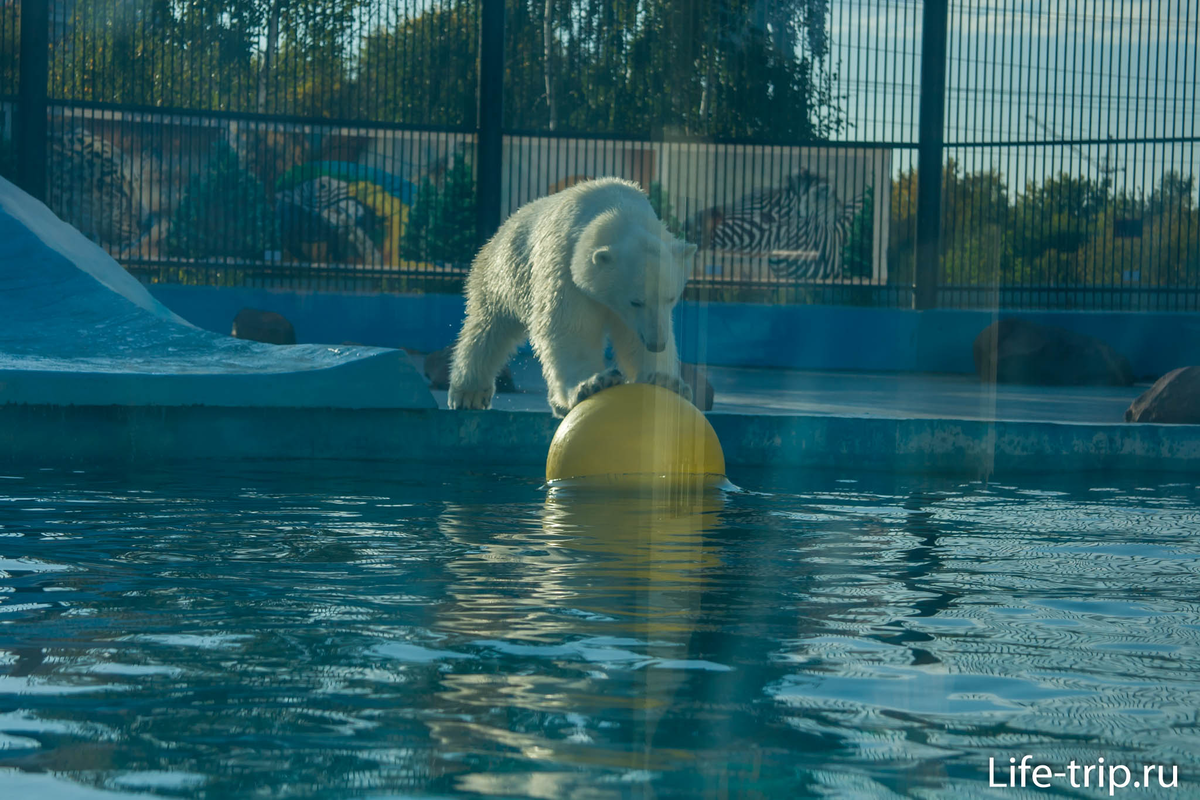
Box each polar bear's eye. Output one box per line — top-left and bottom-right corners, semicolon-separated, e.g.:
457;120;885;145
630;300;644;308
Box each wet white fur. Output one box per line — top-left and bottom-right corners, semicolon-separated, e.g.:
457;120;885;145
448;178;697;416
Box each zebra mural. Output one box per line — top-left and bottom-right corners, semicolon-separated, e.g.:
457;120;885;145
689;170;866;281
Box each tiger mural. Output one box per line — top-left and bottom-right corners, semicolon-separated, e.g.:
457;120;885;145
46;129;147;249
689;169;866;281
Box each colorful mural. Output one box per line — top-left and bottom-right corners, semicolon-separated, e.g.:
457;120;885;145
42;110;466;272
36;111;890;284
499;138;890;285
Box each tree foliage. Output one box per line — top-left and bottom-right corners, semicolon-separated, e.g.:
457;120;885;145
841;183;873;279
352;2;480;126
166;141;279;259
889;161;1200;295
44;0;367;113
504;0;841;140
401;155;478;264
32;0;840;138
647;180;682;236
1;1;17;97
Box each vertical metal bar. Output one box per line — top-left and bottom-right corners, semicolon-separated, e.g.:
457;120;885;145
17;0;50;201
476;0;504;244
914;0;949;309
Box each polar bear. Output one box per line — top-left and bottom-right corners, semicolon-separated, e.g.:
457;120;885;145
448;178;697;417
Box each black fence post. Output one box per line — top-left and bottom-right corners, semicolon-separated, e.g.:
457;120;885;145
914;0;949;310
476;0;504;246
16;0;50;202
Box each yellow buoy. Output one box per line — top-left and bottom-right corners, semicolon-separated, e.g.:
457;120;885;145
545;382;726;486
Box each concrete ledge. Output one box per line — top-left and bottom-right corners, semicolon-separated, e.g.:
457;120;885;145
3;404;1197;477
0;349;433;409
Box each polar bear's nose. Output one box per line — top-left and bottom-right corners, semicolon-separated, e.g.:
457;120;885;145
644;339;667;353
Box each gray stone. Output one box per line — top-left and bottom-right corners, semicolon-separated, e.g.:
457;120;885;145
974;318;1133;386
681;362;715;411
1125;367;1200;423
424;346;516;393
232;308;296;345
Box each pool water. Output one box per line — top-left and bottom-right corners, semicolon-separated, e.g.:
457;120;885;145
0;463;1198;798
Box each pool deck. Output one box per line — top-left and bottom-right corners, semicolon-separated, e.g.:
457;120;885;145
442;353;1144;425
5;358;1199;477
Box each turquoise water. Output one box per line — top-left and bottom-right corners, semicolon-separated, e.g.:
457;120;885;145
0;463;1198;798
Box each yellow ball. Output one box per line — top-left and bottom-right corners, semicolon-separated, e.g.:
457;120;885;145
545;382;726;486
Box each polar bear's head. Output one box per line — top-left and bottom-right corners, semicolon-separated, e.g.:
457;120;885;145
573;212;698;353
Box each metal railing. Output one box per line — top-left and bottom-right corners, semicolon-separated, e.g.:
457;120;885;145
2;0;1197;310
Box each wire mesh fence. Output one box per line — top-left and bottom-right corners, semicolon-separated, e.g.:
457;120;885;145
1;0;1197;309
934;0;1200;310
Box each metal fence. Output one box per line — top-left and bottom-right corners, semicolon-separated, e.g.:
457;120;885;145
1;0;1197;309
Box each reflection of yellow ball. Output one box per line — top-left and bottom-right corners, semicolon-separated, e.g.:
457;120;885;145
546;383;725;485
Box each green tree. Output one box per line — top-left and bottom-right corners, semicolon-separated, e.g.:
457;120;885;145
401;156;477;265
166;142;278;259
504;0;841;140
1078;172;1200;293
351;0;479;126
0;136;15;183
43;0;366;114
841;183;873;279
0;1;17;96
1009;172;1114;288
259;0;366;117
941;163;1011;287
890;160;1013;289
48;0;261;108
648;180;682;236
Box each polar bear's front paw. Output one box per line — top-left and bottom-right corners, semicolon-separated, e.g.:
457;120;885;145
448;385;494;410
567;368;626;411
644;371;694;403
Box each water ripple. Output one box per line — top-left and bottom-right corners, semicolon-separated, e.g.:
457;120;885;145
0;463;1197;798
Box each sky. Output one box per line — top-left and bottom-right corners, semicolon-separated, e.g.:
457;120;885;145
827;0;1198;198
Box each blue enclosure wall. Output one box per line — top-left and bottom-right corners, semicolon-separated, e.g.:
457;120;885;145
148;286;1200;381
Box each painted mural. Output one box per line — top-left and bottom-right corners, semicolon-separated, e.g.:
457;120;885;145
500;137;890;285
35;110;890;284
40;110;469;272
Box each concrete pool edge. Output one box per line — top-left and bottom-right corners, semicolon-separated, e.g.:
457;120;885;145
3;404;1199;476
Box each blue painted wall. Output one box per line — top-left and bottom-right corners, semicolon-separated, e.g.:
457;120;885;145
148;285;1200;379
149;285;466;355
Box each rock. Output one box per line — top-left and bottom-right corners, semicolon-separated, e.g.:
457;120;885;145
973;319;1133;386
424;346;515;393
1125;367;1200;423
681;362;715;411
232;308;296;345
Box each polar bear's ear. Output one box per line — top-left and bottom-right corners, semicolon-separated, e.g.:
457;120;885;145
674;241;698;260
591;247;613;266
